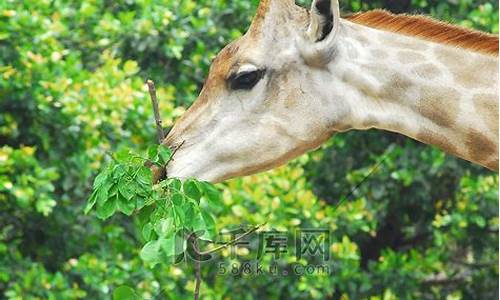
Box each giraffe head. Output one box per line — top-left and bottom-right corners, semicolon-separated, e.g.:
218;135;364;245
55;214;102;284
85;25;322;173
164;0;345;182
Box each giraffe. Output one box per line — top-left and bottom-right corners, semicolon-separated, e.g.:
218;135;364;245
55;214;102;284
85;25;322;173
159;0;499;183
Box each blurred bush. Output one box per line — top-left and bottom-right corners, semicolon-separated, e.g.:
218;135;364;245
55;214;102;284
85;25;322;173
0;0;498;299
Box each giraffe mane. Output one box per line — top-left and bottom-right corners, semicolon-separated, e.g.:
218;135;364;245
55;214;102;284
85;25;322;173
345;9;499;57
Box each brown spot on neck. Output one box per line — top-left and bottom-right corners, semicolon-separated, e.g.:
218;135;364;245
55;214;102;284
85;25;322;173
376;72;414;103
417;86;460;128
465;129;498;170
415;127;459;157
413;63;442;80
486;158;499;171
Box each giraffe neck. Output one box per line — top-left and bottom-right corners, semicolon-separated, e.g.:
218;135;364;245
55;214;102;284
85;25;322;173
327;20;499;170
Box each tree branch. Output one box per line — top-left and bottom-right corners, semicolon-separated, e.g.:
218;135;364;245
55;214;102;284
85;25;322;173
146;80;165;144
146;79;167;183
189;234;202;300
165;140;186;168
187;224;263;299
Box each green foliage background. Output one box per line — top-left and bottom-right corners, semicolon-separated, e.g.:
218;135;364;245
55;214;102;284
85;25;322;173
0;0;498;299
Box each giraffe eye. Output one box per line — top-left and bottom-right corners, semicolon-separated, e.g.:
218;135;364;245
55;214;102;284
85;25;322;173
229;69;265;90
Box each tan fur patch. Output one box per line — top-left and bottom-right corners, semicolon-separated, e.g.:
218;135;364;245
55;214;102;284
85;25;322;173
346;10;499;56
473;93;499;134
486;158;499;171
377;73;414;102
413;63;442;80
415;128;459;156
417;86;460;128
465;129;498;166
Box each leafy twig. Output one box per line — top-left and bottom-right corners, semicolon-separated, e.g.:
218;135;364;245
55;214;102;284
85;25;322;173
146;80;165;144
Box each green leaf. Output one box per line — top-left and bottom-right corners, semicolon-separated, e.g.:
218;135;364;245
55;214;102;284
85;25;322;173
118;179;135;200
158;145;172;164
201;211;215;228
154;217;174;237
147;145;159;161
96;194;118;220
160;232;186;257
137;206;155;225
174;205;185;222
179;203;197;230
84;190;98;214
191;209;217;241
201;211;216;240
142;223;153;241
144;190;160;207
113;286;138;300
167;178;182;191
135;184;150;198
140;240;162;264
112;165;127;180
115;148;132;163
136;195;146;210
92;171;108;189
160;236;176;257
108;183;119;198
192;212;209;240
136;167;153;187
171;191;184;206
96;181;113;206
183;179;201;203
117;192;135;216
201;182;222;205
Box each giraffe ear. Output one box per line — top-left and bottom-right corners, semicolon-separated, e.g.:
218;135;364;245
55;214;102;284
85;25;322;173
307;0;340;42
299;0;340;65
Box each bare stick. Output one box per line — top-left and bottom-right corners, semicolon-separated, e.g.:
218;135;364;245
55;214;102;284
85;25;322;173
165;140;185;168
187;224;263;300
189;234;202;300
146;80;165;144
